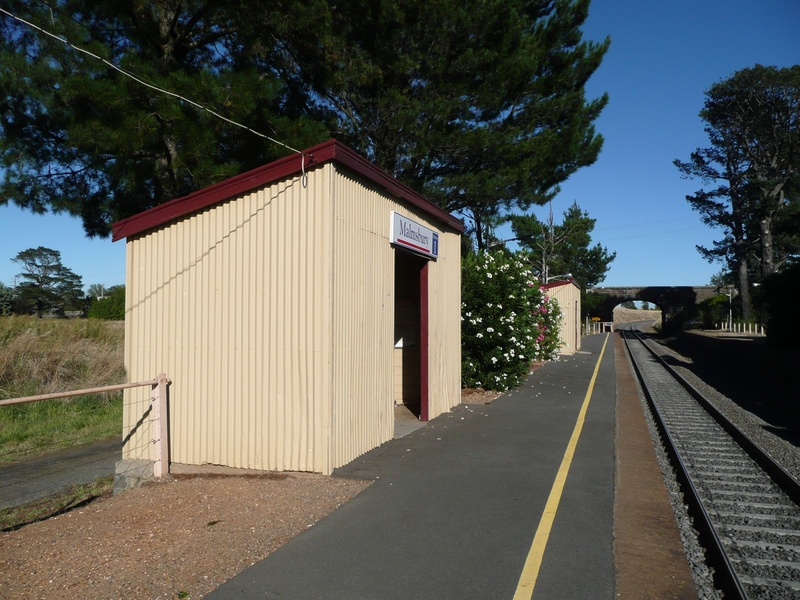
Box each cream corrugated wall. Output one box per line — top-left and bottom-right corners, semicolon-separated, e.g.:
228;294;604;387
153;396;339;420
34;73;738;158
426;230;462;417
328;167;461;469
123;163;461;475
547;284;581;354
123;167;333;474
327;170;394;471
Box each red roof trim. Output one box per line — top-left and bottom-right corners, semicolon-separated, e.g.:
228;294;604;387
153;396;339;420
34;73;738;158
540;279;580;291
111;139;464;241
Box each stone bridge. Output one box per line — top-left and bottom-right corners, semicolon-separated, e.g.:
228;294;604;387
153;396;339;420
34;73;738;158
586;286;722;331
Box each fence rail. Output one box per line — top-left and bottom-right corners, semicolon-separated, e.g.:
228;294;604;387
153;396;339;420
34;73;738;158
0;380;158;407
0;374;170;478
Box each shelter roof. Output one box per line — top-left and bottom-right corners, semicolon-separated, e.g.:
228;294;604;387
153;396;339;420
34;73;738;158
540;278;581;291
112;139;464;241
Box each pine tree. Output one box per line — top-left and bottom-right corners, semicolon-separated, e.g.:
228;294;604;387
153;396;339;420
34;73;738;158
675;65;800;320
508;201;615;288
0;1;328;236
1;0;609;242
12;247;84;317
288;0;609;247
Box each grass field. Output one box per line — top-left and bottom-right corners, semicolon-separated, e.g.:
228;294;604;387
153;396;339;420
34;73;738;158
0;316;125;464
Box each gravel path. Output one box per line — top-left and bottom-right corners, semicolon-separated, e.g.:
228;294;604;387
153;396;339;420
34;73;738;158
0;439;121;509
0;474;369;599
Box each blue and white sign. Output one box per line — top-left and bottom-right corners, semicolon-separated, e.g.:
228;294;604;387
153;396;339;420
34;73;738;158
390;212;439;259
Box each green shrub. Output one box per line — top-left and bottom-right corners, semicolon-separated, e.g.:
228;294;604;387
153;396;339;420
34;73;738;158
461;251;562;391
534;290;563;362
697;294;728;329
88;286;125;320
0;283;12;315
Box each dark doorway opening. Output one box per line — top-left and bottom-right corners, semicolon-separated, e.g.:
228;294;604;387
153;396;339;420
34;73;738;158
393;249;429;421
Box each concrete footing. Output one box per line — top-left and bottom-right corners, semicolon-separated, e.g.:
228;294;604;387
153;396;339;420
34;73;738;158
113;459;154;494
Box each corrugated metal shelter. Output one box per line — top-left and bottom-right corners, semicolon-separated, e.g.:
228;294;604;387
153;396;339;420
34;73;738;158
112;140;463;475
540;279;581;355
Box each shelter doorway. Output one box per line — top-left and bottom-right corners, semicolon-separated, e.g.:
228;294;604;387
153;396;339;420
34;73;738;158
393;249;429;421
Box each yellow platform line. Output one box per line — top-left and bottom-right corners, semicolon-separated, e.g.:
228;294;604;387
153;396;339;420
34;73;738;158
512;333;610;600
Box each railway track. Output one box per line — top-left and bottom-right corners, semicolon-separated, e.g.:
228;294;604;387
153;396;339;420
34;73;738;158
621;328;800;600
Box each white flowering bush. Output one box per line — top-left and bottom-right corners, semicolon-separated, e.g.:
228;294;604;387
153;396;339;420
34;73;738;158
461;251;562;391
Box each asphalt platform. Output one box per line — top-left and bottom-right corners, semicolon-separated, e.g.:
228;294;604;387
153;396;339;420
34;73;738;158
210;332;654;600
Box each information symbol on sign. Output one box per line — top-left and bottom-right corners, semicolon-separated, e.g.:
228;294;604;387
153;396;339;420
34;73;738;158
432;233;439;257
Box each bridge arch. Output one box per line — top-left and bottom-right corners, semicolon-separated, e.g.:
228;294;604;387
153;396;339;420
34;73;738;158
587;286;720;331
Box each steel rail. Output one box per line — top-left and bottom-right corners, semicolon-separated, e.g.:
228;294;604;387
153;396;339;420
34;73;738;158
621;329;749;600
633;330;800;507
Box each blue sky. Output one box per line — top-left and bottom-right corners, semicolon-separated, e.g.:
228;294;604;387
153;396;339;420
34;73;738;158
497;0;800;286
1;0;799;290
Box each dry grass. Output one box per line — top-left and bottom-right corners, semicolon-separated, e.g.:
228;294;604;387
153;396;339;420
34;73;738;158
0;316;124;398
0;317;125;462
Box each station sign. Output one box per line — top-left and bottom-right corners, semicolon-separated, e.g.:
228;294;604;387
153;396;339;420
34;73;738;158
390;211;439;259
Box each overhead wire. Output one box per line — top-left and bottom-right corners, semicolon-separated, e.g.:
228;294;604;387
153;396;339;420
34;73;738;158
0;6;310;185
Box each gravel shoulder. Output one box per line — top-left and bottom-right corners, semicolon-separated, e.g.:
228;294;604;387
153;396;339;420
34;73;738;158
0;473;369;599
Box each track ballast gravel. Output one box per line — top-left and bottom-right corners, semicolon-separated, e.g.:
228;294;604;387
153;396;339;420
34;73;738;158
628;332;800;600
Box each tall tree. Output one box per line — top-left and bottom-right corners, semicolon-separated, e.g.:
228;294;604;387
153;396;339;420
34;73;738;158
508;200;615;288
714;66;800;278
12;247;84;317
289;0;609;248
674;120;755;318
507;205;571;282
0;1;329;236
1;0;608;243
675;64;800;320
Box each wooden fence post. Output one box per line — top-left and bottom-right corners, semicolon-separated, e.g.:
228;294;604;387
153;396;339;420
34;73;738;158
151;373;170;478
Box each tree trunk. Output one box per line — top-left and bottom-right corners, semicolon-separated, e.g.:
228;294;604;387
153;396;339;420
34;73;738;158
472;210;486;251
760;217;775;277
736;257;752;321
732;219;752;320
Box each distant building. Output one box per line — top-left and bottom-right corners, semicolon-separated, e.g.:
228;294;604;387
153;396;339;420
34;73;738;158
540;279;581;354
113;140;463;475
